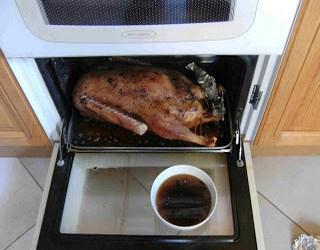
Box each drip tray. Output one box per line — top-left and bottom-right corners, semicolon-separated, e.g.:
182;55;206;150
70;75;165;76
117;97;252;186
60;153;234;235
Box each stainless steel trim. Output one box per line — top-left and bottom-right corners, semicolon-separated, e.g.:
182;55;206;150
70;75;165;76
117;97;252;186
66;144;233;153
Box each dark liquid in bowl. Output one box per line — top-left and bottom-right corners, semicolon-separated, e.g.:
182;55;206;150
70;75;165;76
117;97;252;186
156;174;212;227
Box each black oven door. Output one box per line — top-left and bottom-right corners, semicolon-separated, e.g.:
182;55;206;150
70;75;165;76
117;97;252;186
31;142;264;250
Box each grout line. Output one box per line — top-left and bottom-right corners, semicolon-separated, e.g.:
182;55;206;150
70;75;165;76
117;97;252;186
119;170;129;234
18;159;43;191
258;191;310;234
128;171;150;194
3;224;35;250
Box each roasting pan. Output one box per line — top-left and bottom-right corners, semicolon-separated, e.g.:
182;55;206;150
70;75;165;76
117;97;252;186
61;57;235;153
65;96;233;153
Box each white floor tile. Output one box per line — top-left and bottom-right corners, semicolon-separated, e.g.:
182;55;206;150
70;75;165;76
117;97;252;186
19;158;50;189
0;158;41;250
253;156;320;234
258;194;305;250
5;227;34;250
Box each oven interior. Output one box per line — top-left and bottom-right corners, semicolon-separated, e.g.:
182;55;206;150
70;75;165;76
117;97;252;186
35;55;259;249
37;55;257;152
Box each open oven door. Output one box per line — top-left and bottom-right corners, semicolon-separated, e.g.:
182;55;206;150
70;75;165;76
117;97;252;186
30;142;265;250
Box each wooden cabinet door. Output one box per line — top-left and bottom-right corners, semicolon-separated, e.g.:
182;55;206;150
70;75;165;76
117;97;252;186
0;51;51;156
254;0;320;155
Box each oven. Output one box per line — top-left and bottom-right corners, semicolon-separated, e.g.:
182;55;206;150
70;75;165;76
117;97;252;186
0;0;302;249
26;55;263;250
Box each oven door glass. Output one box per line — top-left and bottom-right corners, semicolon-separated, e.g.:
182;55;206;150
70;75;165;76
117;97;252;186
59;153;234;236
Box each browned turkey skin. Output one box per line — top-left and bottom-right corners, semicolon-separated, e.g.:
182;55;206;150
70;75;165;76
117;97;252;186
72;66;222;147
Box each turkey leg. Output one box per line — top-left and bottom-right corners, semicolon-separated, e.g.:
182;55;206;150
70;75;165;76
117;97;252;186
80;96;148;136
150;114;217;147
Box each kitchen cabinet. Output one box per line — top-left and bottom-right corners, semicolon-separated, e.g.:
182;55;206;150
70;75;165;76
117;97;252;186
254;0;320;155
0;51;51;156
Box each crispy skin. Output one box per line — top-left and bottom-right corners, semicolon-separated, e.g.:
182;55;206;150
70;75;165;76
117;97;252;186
73;66;220;146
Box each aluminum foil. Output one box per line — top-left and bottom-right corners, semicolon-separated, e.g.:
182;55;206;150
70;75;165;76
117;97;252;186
186;62;225;117
293;234;320;250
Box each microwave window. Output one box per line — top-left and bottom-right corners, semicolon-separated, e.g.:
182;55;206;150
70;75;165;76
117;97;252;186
37;0;235;26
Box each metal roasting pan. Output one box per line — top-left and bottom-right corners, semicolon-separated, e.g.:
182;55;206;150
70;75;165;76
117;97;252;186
66;95;233;153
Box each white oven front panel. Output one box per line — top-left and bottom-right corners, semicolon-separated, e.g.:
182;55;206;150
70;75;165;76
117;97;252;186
0;0;300;57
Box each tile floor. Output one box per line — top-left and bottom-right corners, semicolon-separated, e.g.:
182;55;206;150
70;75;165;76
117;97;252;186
0;156;319;250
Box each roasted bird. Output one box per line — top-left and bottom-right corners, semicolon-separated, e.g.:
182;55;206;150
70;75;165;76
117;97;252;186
73;66;222;146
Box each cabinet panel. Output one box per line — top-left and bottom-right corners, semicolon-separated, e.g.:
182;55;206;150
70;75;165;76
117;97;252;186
0;50;51;156
0;103;16;129
254;0;320;155
283;24;320;132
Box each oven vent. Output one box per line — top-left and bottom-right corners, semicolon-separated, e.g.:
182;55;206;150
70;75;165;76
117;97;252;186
36;0;236;26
